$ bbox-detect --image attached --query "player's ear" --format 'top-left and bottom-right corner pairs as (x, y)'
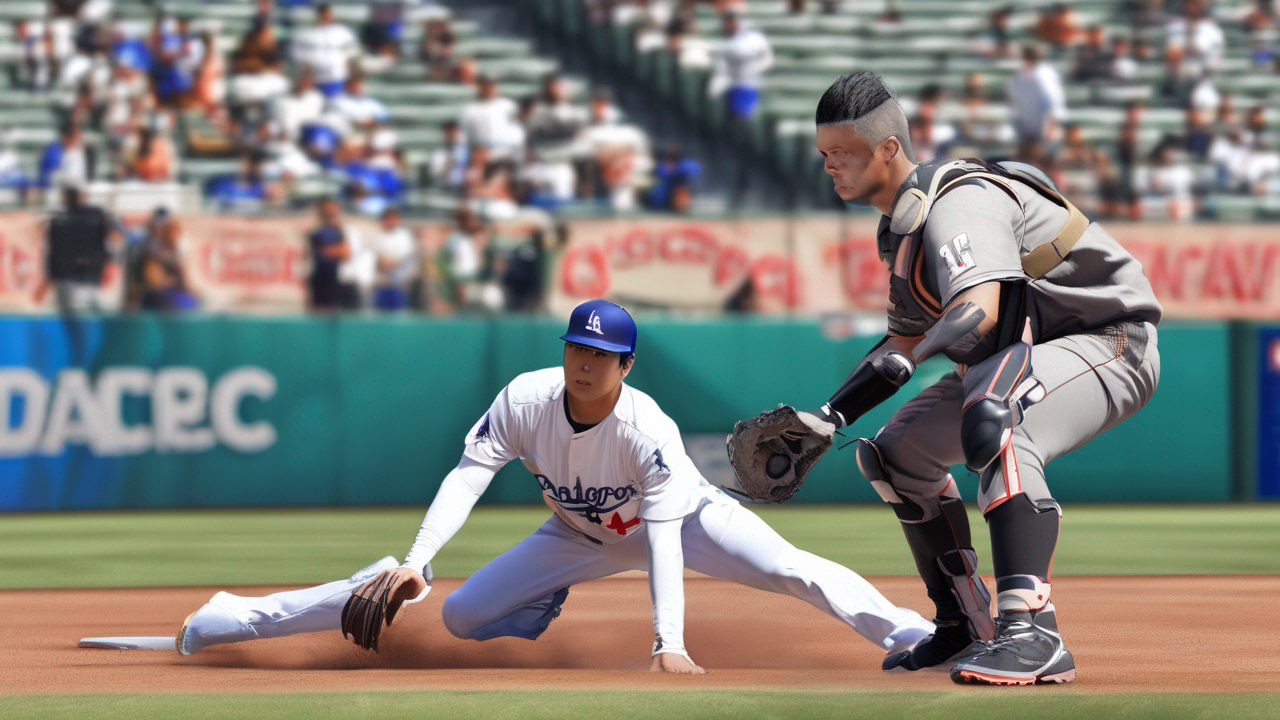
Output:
(620, 354), (635, 379)
(880, 136), (901, 163)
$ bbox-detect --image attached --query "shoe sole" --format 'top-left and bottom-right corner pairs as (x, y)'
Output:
(952, 667), (1076, 686)
(175, 610), (197, 656)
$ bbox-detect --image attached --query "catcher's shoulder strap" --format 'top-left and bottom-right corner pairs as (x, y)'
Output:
(886, 158), (1090, 280)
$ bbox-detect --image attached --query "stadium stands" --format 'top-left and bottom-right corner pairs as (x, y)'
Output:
(542, 0), (1280, 219)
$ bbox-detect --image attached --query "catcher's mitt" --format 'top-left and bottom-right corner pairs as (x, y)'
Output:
(341, 564), (432, 652)
(724, 405), (837, 503)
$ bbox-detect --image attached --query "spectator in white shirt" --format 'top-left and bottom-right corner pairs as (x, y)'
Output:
(709, 12), (773, 120)
(1167, 0), (1224, 76)
(1147, 141), (1195, 220)
(332, 74), (389, 132)
(1110, 35), (1140, 80)
(427, 120), (470, 191)
(1210, 129), (1253, 191)
(292, 3), (361, 97)
(368, 207), (419, 311)
(458, 75), (524, 161)
(1007, 45), (1067, 163)
(277, 69), (326, 142)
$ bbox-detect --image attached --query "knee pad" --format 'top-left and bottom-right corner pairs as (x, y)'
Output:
(856, 438), (956, 523)
(960, 376), (1045, 472)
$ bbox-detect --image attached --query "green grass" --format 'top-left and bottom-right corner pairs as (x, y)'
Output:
(2, 505), (1278, 590)
(4, 691), (1280, 720)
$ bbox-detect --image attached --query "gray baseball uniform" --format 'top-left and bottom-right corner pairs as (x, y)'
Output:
(879, 176), (1162, 514)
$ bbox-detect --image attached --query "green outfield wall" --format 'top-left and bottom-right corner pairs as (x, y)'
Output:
(0, 316), (1230, 510)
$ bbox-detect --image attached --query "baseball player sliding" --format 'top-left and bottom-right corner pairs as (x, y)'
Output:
(725, 72), (1161, 685)
(176, 299), (935, 673)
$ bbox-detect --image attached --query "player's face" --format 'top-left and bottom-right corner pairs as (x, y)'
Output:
(816, 124), (883, 205)
(563, 343), (632, 404)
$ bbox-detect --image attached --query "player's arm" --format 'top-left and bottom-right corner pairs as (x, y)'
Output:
(819, 281), (1010, 430)
(646, 517), (705, 674)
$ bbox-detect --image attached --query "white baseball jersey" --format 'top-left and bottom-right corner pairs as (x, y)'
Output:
(462, 368), (707, 544)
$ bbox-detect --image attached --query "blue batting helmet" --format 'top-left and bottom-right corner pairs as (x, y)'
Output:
(560, 299), (637, 356)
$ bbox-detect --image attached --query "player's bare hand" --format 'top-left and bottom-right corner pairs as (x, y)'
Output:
(650, 653), (707, 675)
(364, 568), (427, 620)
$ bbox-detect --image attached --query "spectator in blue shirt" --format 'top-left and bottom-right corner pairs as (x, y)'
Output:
(207, 152), (276, 212)
(39, 125), (94, 191)
(307, 197), (357, 310)
(647, 148), (701, 212)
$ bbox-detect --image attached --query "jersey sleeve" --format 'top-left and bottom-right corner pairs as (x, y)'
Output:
(461, 385), (524, 469)
(921, 181), (1027, 308)
(634, 424), (703, 522)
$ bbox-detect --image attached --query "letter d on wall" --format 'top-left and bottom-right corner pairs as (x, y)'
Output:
(0, 369), (48, 456)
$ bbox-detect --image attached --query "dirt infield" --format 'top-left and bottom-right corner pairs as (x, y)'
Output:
(5, 575), (1278, 695)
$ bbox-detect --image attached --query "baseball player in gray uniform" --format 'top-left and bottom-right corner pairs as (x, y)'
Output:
(729, 71), (1161, 685)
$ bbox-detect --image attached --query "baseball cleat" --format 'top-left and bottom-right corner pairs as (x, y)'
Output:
(882, 619), (982, 671)
(949, 603), (1076, 685)
(175, 594), (253, 655)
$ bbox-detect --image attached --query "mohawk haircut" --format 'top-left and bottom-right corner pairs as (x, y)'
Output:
(815, 71), (916, 163)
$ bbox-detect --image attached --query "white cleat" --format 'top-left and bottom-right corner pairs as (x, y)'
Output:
(176, 594), (254, 656)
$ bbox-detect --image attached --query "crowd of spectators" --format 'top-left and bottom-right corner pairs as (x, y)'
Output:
(902, 0), (1280, 220)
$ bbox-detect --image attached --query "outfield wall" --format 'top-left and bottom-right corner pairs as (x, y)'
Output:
(0, 316), (1234, 510)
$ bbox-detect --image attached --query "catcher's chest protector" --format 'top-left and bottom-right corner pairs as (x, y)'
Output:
(879, 158), (1091, 323)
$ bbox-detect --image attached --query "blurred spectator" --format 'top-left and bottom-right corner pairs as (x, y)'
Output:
(1053, 123), (1102, 215)
(129, 215), (198, 311)
(427, 120), (470, 191)
(1213, 94), (1239, 135)
(527, 76), (590, 153)
(231, 19), (283, 76)
(614, 0), (674, 27)
(708, 12), (774, 121)
(1183, 106), (1216, 161)
(362, 1), (407, 60)
(1110, 34), (1140, 81)
(335, 138), (403, 216)
(502, 226), (558, 312)
(974, 6), (1014, 59)
(207, 151), (277, 212)
(441, 207), (498, 310)
(1146, 141), (1195, 219)
(1072, 26), (1113, 82)
(118, 127), (176, 182)
(331, 74), (389, 135)
(35, 185), (120, 314)
(1126, 0), (1169, 30)
(1245, 0), (1279, 65)
(278, 69), (326, 141)
(190, 31), (227, 117)
(420, 18), (457, 81)
(292, 3), (361, 98)
(1034, 4), (1082, 55)
(647, 147), (700, 212)
(367, 207), (419, 311)
(909, 85), (956, 162)
(13, 19), (55, 91)
(39, 124), (95, 192)
(1246, 140), (1280, 196)
(1167, 0), (1224, 76)
(1245, 107), (1270, 146)
(111, 20), (153, 75)
(459, 75), (524, 161)
(0, 131), (31, 203)
(1008, 45), (1067, 163)
(575, 90), (650, 211)
(307, 196), (358, 310)
(519, 147), (577, 211)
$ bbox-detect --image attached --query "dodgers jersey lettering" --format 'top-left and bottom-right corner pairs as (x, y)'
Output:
(462, 368), (705, 544)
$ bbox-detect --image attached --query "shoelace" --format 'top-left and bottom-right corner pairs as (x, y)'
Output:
(974, 618), (1037, 654)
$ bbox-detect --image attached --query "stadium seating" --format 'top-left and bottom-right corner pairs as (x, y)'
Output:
(0, 0), (574, 213)
(529, 0), (1280, 219)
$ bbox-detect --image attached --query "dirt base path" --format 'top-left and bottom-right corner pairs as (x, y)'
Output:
(5, 576), (1278, 695)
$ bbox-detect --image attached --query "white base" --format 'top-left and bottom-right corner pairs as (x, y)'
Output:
(79, 636), (177, 650)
